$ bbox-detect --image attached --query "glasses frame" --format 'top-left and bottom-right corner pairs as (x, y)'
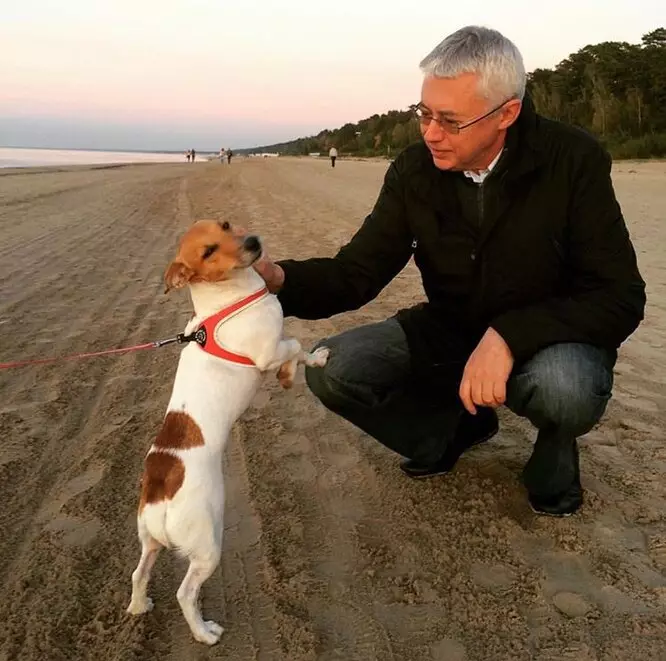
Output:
(409, 98), (511, 135)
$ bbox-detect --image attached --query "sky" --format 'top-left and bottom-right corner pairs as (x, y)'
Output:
(0, 0), (663, 152)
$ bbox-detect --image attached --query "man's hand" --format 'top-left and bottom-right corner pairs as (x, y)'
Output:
(253, 255), (284, 293)
(233, 226), (285, 293)
(459, 327), (514, 415)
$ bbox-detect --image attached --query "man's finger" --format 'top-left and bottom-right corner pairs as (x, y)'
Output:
(471, 378), (485, 412)
(459, 378), (477, 415)
(481, 378), (496, 406)
(493, 379), (507, 407)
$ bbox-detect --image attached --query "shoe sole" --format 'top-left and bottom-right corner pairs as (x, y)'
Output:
(528, 503), (576, 517)
(401, 425), (499, 479)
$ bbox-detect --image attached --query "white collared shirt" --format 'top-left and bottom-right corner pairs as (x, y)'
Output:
(463, 148), (504, 184)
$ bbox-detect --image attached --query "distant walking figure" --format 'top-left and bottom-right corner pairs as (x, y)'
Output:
(329, 146), (338, 168)
(191, 148), (196, 163)
(227, 149), (233, 164)
(186, 150), (191, 163)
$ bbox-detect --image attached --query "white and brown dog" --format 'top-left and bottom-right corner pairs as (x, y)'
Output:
(126, 220), (328, 645)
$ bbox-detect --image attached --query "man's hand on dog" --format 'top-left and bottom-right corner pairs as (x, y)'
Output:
(233, 226), (285, 293)
(253, 255), (284, 293)
(459, 327), (514, 415)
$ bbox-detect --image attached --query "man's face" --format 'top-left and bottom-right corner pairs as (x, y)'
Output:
(418, 73), (521, 171)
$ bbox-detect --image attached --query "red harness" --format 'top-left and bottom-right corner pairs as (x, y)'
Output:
(186, 287), (269, 366)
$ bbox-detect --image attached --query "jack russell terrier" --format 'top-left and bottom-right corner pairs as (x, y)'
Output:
(126, 219), (328, 645)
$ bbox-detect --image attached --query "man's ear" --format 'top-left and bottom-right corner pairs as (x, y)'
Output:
(498, 99), (522, 130)
(164, 260), (194, 293)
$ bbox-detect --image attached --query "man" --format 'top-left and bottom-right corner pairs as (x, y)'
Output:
(329, 146), (338, 168)
(255, 26), (646, 516)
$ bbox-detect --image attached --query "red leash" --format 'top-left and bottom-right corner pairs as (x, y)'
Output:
(0, 338), (181, 370)
(0, 288), (270, 371)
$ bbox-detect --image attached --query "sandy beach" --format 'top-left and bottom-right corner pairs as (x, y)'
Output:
(0, 157), (664, 661)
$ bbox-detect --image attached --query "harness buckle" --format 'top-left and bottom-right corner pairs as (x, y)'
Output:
(177, 328), (207, 347)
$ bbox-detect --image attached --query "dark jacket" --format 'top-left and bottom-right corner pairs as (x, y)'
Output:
(276, 97), (646, 368)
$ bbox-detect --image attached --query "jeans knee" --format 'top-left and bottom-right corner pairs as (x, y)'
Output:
(304, 357), (334, 404)
(507, 344), (614, 436)
(304, 327), (404, 410)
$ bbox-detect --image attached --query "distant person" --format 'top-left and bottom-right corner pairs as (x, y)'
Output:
(191, 148), (196, 163)
(186, 150), (191, 163)
(252, 26), (646, 517)
(219, 147), (225, 163)
(227, 148), (233, 164)
(329, 146), (338, 168)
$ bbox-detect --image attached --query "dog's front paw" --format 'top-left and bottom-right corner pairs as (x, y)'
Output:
(193, 620), (224, 645)
(126, 596), (153, 615)
(306, 346), (330, 368)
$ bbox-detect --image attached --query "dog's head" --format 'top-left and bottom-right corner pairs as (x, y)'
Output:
(164, 220), (262, 293)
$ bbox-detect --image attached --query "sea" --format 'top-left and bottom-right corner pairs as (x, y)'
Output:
(0, 147), (193, 169)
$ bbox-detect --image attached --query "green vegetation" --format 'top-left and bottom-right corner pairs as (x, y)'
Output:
(240, 28), (666, 160)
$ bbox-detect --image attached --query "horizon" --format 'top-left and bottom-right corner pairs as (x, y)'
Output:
(1, 0), (663, 153)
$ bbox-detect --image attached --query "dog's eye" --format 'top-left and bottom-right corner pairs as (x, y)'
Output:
(202, 244), (219, 259)
(220, 221), (230, 231)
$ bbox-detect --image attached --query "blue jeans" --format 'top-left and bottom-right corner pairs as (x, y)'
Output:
(305, 318), (615, 497)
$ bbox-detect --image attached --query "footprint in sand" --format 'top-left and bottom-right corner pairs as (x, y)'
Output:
(552, 591), (592, 617)
(319, 432), (360, 470)
(431, 638), (467, 661)
(44, 515), (101, 547)
(469, 561), (516, 592)
(270, 432), (318, 482)
(542, 550), (651, 615)
(39, 464), (106, 521)
(287, 397), (328, 430)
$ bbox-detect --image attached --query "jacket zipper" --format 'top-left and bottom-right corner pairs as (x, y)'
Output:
(474, 182), (485, 319)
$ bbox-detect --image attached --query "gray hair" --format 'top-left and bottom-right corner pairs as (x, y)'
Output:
(419, 26), (526, 104)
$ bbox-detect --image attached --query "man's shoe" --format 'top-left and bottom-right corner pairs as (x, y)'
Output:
(528, 477), (583, 517)
(400, 408), (499, 478)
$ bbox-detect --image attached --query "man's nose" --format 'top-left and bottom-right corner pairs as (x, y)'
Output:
(423, 119), (447, 143)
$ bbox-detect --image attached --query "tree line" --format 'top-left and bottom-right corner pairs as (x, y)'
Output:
(240, 28), (665, 160)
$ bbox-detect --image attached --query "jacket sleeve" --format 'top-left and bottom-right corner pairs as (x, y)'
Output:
(276, 161), (414, 319)
(491, 145), (646, 364)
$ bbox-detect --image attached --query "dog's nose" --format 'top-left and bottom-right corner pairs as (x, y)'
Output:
(244, 235), (261, 252)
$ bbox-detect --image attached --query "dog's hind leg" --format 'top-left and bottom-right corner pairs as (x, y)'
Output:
(177, 549), (223, 645)
(127, 525), (162, 615)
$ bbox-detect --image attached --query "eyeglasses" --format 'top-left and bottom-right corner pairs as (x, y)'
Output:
(409, 99), (511, 135)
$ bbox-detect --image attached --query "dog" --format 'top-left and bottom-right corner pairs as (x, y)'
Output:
(126, 219), (328, 645)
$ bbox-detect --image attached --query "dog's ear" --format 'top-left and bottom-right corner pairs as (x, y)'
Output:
(164, 260), (194, 293)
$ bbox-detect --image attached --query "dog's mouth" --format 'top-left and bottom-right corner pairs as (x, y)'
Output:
(242, 251), (261, 267)
(237, 243), (263, 269)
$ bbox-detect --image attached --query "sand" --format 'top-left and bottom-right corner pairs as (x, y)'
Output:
(0, 157), (664, 661)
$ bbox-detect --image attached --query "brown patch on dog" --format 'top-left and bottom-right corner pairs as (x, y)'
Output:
(154, 411), (205, 450)
(138, 452), (185, 512)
